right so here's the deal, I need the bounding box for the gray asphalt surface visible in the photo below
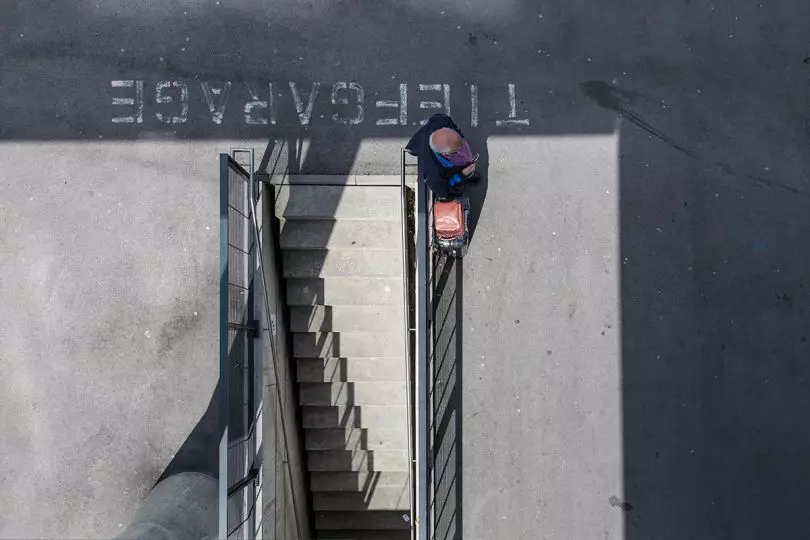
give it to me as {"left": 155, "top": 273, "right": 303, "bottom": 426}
{"left": 3, "top": 0, "right": 810, "bottom": 538}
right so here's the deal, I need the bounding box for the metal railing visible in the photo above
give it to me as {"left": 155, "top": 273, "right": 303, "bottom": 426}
{"left": 219, "top": 153, "right": 260, "bottom": 539}
{"left": 219, "top": 149, "right": 301, "bottom": 540}
{"left": 411, "top": 150, "right": 432, "bottom": 540}
{"left": 399, "top": 150, "right": 418, "bottom": 538}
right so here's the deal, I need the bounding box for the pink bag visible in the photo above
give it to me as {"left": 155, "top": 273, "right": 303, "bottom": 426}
{"left": 434, "top": 201, "right": 465, "bottom": 239}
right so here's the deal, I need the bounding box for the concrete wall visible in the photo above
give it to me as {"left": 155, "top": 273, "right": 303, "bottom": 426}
{"left": 257, "top": 161, "right": 312, "bottom": 540}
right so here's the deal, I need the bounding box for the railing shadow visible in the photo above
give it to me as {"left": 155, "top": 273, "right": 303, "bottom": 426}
{"left": 430, "top": 254, "right": 463, "bottom": 540}
{"left": 617, "top": 115, "right": 810, "bottom": 538}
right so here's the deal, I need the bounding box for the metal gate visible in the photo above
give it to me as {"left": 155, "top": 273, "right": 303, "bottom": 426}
{"left": 219, "top": 152, "right": 263, "bottom": 539}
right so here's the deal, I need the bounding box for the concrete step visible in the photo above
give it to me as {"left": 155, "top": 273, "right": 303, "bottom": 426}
{"left": 315, "top": 511, "right": 410, "bottom": 530}
{"left": 275, "top": 185, "right": 401, "bottom": 220}
{"left": 313, "top": 488, "right": 410, "bottom": 511}
{"left": 297, "top": 358, "right": 407, "bottom": 383}
{"left": 280, "top": 220, "right": 402, "bottom": 250}
{"left": 308, "top": 448, "right": 409, "bottom": 472}
{"left": 308, "top": 450, "right": 409, "bottom": 472}
{"left": 317, "top": 532, "right": 410, "bottom": 540}
{"left": 299, "top": 382, "right": 407, "bottom": 407}
{"left": 310, "top": 471, "right": 410, "bottom": 492}
{"left": 290, "top": 306, "right": 405, "bottom": 333}
{"left": 282, "top": 250, "right": 402, "bottom": 278}
{"left": 302, "top": 406, "right": 407, "bottom": 430}
{"left": 306, "top": 428, "right": 408, "bottom": 451}
{"left": 287, "top": 278, "right": 404, "bottom": 306}
{"left": 294, "top": 332, "right": 406, "bottom": 358}
{"left": 269, "top": 174, "right": 412, "bottom": 186}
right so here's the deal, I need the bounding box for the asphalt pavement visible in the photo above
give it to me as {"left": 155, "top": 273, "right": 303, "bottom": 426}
{"left": 2, "top": 0, "right": 810, "bottom": 538}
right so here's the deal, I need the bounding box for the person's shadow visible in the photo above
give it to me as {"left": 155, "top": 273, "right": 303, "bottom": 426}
{"left": 463, "top": 132, "right": 489, "bottom": 250}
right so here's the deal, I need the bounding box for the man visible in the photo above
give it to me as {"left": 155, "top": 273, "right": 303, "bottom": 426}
{"left": 406, "top": 114, "right": 480, "bottom": 199}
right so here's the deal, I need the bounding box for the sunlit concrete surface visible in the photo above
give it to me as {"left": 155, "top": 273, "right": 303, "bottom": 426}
{"left": 0, "top": 141, "right": 248, "bottom": 538}
{"left": 454, "top": 134, "right": 623, "bottom": 539}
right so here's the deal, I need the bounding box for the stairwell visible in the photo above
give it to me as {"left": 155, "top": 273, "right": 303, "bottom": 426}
{"left": 274, "top": 178, "right": 412, "bottom": 540}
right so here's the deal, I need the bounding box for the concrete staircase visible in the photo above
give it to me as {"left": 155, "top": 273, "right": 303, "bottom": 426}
{"left": 274, "top": 180, "right": 411, "bottom": 540}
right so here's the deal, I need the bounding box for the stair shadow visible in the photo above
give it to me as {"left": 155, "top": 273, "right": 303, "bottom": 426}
{"left": 430, "top": 255, "right": 463, "bottom": 540}
{"left": 258, "top": 134, "right": 360, "bottom": 309}
{"left": 260, "top": 134, "right": 415, "bottom": 534}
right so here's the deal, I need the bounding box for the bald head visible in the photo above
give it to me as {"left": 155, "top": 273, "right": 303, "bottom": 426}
{"left": 429, "top": 128, "right": 462, "bottom": 154}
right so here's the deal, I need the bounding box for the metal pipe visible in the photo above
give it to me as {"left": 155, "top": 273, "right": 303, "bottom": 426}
{"left": 414, "top": 155, "right": 430, "bottom": 540}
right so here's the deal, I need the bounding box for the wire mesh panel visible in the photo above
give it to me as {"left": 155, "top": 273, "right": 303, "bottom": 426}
{"left": 220, "top": 154, "right": 263, "bottom": 540}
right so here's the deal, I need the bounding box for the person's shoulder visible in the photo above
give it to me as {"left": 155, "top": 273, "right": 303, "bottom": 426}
{"left": 428, "top": 113, "right": 453, "bottom": 127}
{"left": 428, "top": 114, "right": 463, "bottom": 137}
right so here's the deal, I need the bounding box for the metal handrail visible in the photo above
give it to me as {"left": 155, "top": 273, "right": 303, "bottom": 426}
{"left": 229, "top": 149, "right": 302, "bottom": 540}
{"left": 413, "top": 152, "right": 430, "bottom": 540}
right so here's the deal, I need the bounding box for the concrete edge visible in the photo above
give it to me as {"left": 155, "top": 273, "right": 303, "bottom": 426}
{"left": 263, "top": 174, "right": 417, "bottom": 187}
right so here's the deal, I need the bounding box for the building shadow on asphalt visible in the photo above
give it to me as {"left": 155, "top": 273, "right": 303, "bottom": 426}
{"left": 157, "top": 379, "right": 222, "bottom": 484}
{"left": 614, "top": 102, "right": 810, "bottom": 538}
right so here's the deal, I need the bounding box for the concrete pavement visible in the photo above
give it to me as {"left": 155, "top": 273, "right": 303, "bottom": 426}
{"left": 0, "top": 141, "right": 235, "bottom": 537}
{"left": 460, "top": 135, "right": 622, "bottom": 539}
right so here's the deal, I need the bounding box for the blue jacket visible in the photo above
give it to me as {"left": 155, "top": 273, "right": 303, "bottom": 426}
{"left": 405, "top": 114, "right": 468, "bottom": 199}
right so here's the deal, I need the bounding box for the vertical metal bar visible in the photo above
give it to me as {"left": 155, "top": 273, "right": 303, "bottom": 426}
{"left": 219, "top": 154, "right": 231, "bottom": 540}
{"left": 244, "top": 154, "right": 254, "bottom": 484}
{"left": 414, "top": 156, "right": 429, "bottom": 540}
{"left": 426, "top": 185, "right": 436, "bottom": 540}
